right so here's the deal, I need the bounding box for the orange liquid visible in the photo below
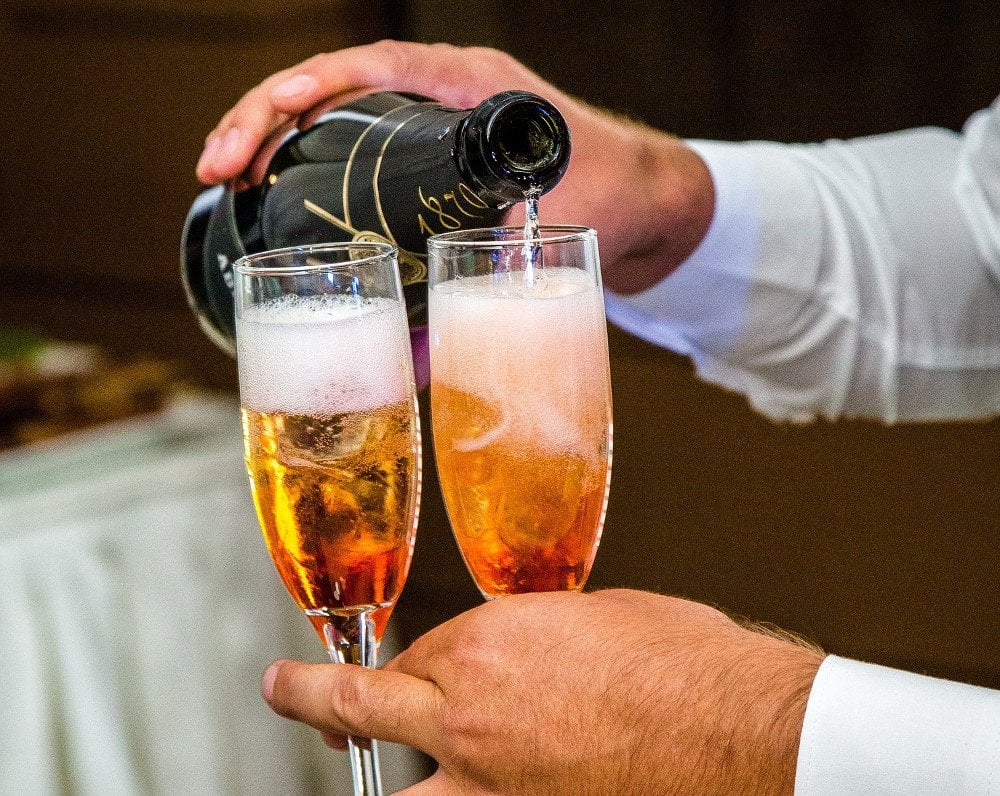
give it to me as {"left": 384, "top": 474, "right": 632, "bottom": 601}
{"left": 242, "top": 401, "right": 419, "bottom": 639}
{"left": 429, "top": 268, "right": 613, "bottom": 597}
{"left": 432, "top": 384, "right": 610, "bottom": 596}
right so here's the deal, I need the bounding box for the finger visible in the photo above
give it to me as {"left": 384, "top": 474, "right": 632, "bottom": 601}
{"left": 195, "top": 126, "right": 250, "bottom": 185}
{"left": 194, "top": 45, "right": 398, "bottom": 186}
{"left": 232, "top": 80, "right": 407, "bottom": 187}
{"left": 295, "top": 89, "right": 377, "bottom": 131}
{"left": 266, "top": 42, "right": 497, "bottom": 118}
{"left": 262, "top": 659, "right": 443, "bottom": 754}
{"left": 195, "top": 45, "right": 379, "bottom": 185}
{"left": 241, "top": 117, "right": 298, "bottom": 189}
{"left": 196, "top": 65, "right": 302, "bottom": 184}
{"left": 197, "top": 111, "right": 291, "bottom": 186}
{"left": 320, "top": 731, "right": 347, "bottom": 751}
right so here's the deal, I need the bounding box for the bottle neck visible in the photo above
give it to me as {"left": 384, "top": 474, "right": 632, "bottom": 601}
{"left": 454, "top": 91, "right": 571, "bottom": 206}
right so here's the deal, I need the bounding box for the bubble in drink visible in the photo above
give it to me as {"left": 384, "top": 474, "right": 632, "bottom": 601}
{"left": 429, "top": 268, "right": 612, "bottom": 597}
{"left": 238, "top": 295, "right": 421, "bottom": 640}
{"left": 237, "top": 294, "right": 414, "bottom": 416}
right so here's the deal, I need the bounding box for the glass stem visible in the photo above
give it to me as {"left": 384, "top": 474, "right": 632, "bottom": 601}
{"left": 324, "top": 612, "right": 384, "bottom": 796}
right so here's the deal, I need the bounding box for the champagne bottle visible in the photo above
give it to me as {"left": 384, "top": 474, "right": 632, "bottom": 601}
{"left": 181, "top": 90, "right": 571, "bottom": 372}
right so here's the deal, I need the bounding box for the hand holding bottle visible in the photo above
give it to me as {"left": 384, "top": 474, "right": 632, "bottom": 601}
{"left": 195, "top": 40, "right": 715, "bottom": 294}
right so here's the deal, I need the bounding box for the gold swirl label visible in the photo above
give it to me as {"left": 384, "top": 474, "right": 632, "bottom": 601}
{"left": 398, "top": 249, "right": 429, "bottom": 286}
{"left": 347, "top": 229, "right": 391, "bottom": 263}
{"left": 351, "top": 230, "right": 392, "bottom": 245}
{"left": 351, "top": 229, "right": 428, "bottom": 285}
{"left": 305, "top": 198, "right": 429, "bottom": 286}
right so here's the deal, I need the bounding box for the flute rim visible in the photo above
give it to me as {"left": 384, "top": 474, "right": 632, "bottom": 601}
{"left": 426, "top": 224, "right": 597, "bottom": 250}
{"left": 233, "top": 241, "right": 397, "bottom": 276}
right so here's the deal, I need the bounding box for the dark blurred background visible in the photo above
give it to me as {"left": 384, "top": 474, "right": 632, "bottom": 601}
{"left": 2, "top": 0, "right": 998, "bottom": 688}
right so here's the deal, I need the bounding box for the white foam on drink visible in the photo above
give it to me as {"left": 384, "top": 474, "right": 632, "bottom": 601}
{"left": 430, "top": 267, "right": 609, "bottom": 455}
{"left": 237, "top": 294, "right": 413, "bottom": 415}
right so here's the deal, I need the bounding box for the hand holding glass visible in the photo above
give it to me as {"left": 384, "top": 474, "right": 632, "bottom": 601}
{"left": 427, "top": 226, "right": 612, "bottom": 597}
{"left": 234, "top": 242, "right": 421, "bottom": 796}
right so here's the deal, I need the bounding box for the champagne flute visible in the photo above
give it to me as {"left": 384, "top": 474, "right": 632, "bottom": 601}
{"left": 234, "top": 242, "right": 421, "bottom": 796}
{"left": 427, "top": 226, "right": 612, "bottom": 597}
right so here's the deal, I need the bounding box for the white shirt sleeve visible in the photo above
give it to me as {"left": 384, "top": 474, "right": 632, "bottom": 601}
{"left": 795, "top": 656, "right": 1000, "bottom": 794}
{"left": 604, "top": 97, "right": 1000, "bottom": 422}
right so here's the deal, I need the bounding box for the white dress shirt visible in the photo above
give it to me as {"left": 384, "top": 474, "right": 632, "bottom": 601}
{"left": 604, "top": 98, "right": 1000, "bottom": 791}
{"left": 798, "top": 656, "right": 1000, "bottom": 794}
{"left": 605, "top": 99, "right": 1000, "bottom": 423}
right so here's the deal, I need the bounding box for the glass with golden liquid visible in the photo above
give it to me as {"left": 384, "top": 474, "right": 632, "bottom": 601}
{"left": 427, "top": 226, "right": 612, "bottom": 598}
{"left": 235, "top": 242, "right": 420, "bottom": 796}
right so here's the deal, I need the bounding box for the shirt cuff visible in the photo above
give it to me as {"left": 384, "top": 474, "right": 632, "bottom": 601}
{"left": 796, "top": 655, "right": 1000, "bottom": 794}
{"left": 602, "top": 139, "right": 761, "bottom": 359}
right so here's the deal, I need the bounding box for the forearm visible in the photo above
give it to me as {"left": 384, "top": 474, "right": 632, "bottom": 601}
{"left": 607, "top": 113, "right": 1000, "bottom": 422}
{"left": 594, "top": 119, "right": 715, "bottom": 294}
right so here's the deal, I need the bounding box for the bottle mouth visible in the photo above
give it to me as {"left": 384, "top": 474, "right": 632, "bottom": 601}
{"left": 489, "top": 100, "right": 565, "bottom": 174}
{"left": 457, "top": 91, "right": 571, "bottom": 204}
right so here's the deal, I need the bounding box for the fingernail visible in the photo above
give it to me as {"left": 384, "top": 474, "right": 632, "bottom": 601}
{"left": 220, "top": 127, "right": 243, "bottom": 160}
{"left": 197, "top": 135, "right": 221, "bottom": 172}
{"left": 262, "top": 662, "right": 280, "bottom": 702}
{"left": 273, "top": 74, "right": 318, "bottom": 99}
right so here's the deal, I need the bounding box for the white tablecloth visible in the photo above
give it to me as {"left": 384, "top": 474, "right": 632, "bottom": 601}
{"left": 0, "top": 395, "right": 422, "bottom": 795}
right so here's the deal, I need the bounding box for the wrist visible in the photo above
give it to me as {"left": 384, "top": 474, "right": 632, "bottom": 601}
{"left": 603, "top": 127, "right": 714, "bottom": 294}
{"left": 715, "top": 632, "right": 824, "bottom": 795}
{"left": 633, "top": 609, "right": 823, "bottom": 796}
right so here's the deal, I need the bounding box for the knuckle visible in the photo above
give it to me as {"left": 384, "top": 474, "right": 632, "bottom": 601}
{"left": 368, "top": 39, "right": 406, "bottom": 78}
{"left": 466, "top": 45, "right": 501, "bottom": 62}
{"left": 590, "top": 587, "right": 633, "bottom": 609}
{"left": 426, "top": 41, "right": 461, "bottom": 58}
{"left": 457, "top": 637, "right": 493, "bottom": 670}
{"left": 227, "top": 86, "right": 268, "bottom": 127}
{"left": 302, "top": 51, "right": 337, "bottom": 71}
{"left": 468, "top": 46, "right": 513, "bottom": 70}
{"left": 448, "top": 623, "right": 502, "bottom": 672}
{"left": 328, "top": 668, "right": 376, "bottom": 729}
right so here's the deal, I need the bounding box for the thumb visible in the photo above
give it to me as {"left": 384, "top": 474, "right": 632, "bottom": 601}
{"left": 262, "top": 659, "right": 442, "bottom": 755}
